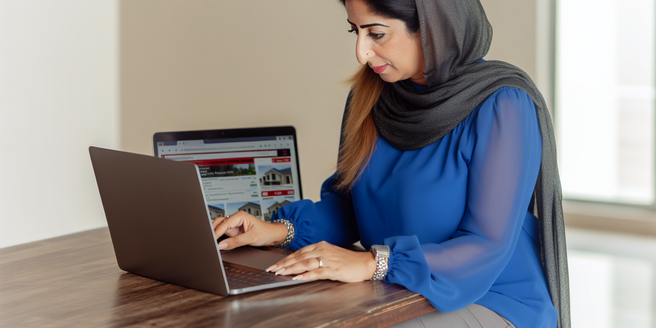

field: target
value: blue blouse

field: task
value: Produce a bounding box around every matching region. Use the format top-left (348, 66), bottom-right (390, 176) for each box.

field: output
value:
top-left (271, 86), bottom-right (558, 328)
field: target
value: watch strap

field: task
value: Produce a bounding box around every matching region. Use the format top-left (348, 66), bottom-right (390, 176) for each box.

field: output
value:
top-left (370, 245), bottom-right (390, 281)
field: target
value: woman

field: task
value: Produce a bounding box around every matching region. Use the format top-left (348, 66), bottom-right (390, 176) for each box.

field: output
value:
top-left (213, 0), bottom-right (570, 327)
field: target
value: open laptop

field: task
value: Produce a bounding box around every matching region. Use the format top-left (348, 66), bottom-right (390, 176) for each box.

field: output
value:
top-left (89, 126), bottom-right (306, 295)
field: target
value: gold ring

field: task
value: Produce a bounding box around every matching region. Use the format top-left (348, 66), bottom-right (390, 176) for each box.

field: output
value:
top-left (317, 257), bottom-right (323, 269)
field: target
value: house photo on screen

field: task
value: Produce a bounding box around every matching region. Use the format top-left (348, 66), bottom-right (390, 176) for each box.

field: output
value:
top-left (226, 201), bottom-right (263, 221)
top-left (258, 165), bottom-right (293, 187)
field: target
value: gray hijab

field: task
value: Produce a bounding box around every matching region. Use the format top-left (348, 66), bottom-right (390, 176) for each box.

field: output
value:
top-left (369, 0), bottom-right (571, 327)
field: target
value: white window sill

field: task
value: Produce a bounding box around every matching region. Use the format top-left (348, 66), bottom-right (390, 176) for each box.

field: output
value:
top-left (564, 200), bottom-right (656, 237)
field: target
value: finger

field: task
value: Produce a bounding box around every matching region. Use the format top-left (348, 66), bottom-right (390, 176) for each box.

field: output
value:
top-left (266, 239), bottom-right (332, 272)
top-left (212, 216), bottom-right (228, 230)
top-left (266, 242), bottom-right (326, 272)
top-left (293, 268), bottom-right (326, 281)
top-left (224, 228), bottom-right (242, 238)
top-left (266, 244), bottom-right (315, 272)
top-left (269, 251), bottom-right (309, 273)
top-left (284, 243), bottom-right (321, 261)
top-left (217, 234), bottom-right (246, 251)
top-left (212, 216), bottom-right (231, 239)
top-left (213, 214), bottom-right (246, 239)
top-left (276, 256), bottom-right (323, 276)
top-left (272, 249), bottom-right (324, 274)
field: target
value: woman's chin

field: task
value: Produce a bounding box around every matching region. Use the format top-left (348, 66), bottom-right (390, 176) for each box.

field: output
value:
top-left (378, 74), bottom-right (401, 84)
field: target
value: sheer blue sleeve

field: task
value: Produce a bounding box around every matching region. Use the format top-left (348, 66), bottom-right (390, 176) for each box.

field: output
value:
top-left (383, 87), bottom-right (543, 312)
top-left (272, 174), bottom-right (360, 250)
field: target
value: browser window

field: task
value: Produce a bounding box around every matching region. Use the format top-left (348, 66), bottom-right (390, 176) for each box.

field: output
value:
top-left (156, 136), bottom-right (300, 222)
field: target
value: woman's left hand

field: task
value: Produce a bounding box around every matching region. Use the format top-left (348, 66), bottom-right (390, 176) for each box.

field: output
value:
top-left (265, 241), bottom-right (378, 282)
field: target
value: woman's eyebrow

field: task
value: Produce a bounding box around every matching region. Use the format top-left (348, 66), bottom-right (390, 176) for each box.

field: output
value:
top-left (347, 19), bottom-right (390, 29)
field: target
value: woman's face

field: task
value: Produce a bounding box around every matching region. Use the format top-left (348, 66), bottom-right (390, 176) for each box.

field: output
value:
top-left (345, 0), bottom-right (427, 85)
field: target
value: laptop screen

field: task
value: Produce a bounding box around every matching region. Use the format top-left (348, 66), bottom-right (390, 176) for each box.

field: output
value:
top-left (153, 127), bottom-right (302, 223)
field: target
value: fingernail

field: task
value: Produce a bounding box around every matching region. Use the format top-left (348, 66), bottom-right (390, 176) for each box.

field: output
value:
top-left (292, 275), bottom-right (303, 281)
top-left (218, 243), bottom-right (228, 250)
top-left (275, 268), bottom-right (286, 275)
top-left (265, 265), bottom-right (277, 272)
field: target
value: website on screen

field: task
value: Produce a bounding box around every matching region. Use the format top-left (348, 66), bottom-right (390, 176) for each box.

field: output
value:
top-left (157, 136), bottom-right (300, 222)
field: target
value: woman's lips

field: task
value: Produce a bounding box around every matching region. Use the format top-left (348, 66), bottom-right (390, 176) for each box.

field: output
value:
top-left (371, 64), bottom-right (388, 74)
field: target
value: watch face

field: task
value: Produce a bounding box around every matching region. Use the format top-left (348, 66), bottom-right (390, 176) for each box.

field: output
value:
top-left (372, 245), bottom-right (390, 257)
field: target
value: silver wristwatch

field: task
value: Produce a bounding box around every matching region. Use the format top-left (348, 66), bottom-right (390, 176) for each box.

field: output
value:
top-left (369, 245), bottom-right (390, 281)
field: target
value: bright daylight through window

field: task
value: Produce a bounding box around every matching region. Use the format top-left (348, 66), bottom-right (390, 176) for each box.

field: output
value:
top-left (557, 0), bottom-right (655, 205)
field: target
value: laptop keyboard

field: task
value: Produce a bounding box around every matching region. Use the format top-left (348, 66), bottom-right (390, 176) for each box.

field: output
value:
top-left (224, 266), bottom-right (286, 290)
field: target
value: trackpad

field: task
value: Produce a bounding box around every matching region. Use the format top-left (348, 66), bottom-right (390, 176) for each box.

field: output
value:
top-left (220, 246), bottom-right (288, 271)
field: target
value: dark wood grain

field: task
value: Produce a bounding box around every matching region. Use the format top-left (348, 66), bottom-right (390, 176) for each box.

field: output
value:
top-left (0, 228), bottom-right (434, 328)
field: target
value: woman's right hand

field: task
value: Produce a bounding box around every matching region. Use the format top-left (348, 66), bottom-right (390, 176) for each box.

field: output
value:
top-left (212, 211), bottom-right (289, 250)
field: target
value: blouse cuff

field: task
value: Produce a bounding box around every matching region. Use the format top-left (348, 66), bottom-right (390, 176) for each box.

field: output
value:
top-left (382, 235), bottom-right (432, 290)
top-left (271, 199), bottom-right (319, 250)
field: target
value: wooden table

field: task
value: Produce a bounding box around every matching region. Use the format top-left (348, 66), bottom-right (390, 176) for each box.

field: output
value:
top-left (0, 228), bottom-right (434, 327)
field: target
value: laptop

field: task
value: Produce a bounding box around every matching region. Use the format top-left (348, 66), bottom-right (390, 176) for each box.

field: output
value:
top-left (90, 126), bottom-right (306, 296)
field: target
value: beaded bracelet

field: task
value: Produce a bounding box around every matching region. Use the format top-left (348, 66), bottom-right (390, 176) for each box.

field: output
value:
top-left (272, 219), bottom-right (295, 248)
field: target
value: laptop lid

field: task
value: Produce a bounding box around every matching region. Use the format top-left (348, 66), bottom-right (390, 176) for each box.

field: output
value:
top-left (152, 126), bottom-right (302, 223)
top-left (90, 146), bottom-right (304, 296)
top-left (89, 146), bottom-right (230, 295)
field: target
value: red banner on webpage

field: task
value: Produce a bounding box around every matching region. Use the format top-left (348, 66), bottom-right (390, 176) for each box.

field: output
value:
top-left (261, 190), bottom-right (295, 197)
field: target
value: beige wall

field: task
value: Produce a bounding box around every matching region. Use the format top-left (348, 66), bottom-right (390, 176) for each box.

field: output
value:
top-left (481, 0), bottom-right (537, 78)
top-left (0, 0), bottom-right (117, 248)
top-left (121, 1), bottom-right (359, 201)
top-left (481, 0), bottom-right (555, 111)
top-left (120, 0), bottom-right (546, 202)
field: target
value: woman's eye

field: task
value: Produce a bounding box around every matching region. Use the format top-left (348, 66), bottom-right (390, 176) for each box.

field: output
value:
top-left (347, 28), bottom-right (358, 35)
top-left (369, 33), bottom-right (384, 40)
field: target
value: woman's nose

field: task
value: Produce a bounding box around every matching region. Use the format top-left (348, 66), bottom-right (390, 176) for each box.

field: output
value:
top-left (355, 37), bottom-right (372, 65)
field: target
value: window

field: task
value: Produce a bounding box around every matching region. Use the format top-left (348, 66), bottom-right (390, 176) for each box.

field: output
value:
top-left (556, 0), bottom-right (655, 205)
